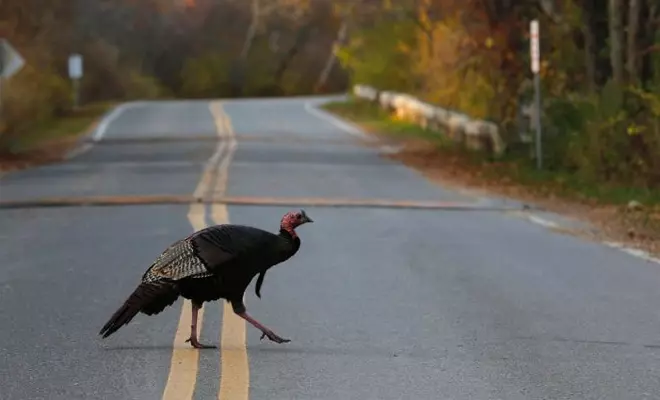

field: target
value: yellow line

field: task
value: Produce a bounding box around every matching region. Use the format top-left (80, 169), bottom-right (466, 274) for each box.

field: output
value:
top-left (161, 102), bottom-right (228, 400)
top-left (210, 102), bottom-right (250, 400)
top-left (161, 204), bottom-right (207, 400)
top-left (209, 106), bottom-right (237, 200)
top-left (193, 138), bottom-right (227, 201)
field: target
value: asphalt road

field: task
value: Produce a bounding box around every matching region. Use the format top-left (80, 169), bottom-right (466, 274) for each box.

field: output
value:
top-left (1, 96), bottom-right (660, 399)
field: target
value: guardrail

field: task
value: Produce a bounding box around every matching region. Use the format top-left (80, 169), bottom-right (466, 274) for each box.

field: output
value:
top-left (352, 84), bottom-right (506, 156)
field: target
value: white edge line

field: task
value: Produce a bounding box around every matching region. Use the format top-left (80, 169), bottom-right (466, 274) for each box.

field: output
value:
top-left (64, 101), bottom-right (144, 161)
top-left (303, 101), bottom-right (372, 140)
top-left (92, 101), bottom-right (143, 141)
top-left (526, 213), bottom-right (660, 266)
top-left (604, 241), bottom-right (660, 265)
top-left (527, 214), bottom-right (560, 229)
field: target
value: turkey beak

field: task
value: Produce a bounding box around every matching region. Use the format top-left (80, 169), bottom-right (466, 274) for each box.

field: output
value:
top-left (300, 209), bottom-right (313, 224)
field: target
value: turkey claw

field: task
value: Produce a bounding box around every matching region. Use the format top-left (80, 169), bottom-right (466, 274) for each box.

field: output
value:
top-left (185, 337), bottom-right (217, 349)
top-left (260, 330), bottom-right (291, 344)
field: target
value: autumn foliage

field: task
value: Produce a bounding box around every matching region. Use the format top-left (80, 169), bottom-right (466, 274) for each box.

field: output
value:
top-left (1, 0), bottom-right (660, 194)
top-left (336, 0), bottom-right (660, 191)
top-left (0, 0), bottom-right (348, 151)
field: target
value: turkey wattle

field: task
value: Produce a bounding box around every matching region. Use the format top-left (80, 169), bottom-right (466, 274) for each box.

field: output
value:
top-left (99, 209), bottom-right (313, 348)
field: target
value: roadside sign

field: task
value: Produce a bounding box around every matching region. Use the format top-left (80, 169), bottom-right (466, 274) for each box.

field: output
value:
top-left (529, 19), bottom-right (543, 169)
top-left (0, 39), bottom-right (25, 78)
top-left (530, 20), bottom-right (540, 74)
top-left (68, 54), bottom-right (83, 79)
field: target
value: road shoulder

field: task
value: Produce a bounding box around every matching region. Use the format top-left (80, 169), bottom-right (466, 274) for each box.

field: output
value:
top-left (0, 102), bottom-right (133, 176)
top-left (318, 98), bottom-right (660, 263)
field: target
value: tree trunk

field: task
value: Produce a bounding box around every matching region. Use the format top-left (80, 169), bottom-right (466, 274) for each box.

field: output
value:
top-left (418, 0), bottom-right (434, 57)
top-left (538, 0), bottom-right (563, 24)
top-left (608, 0), bottom-right (625, 85)
top-left (231, 0), bottom-right (260, 97)
top-left (581, 0), bottom-right (597, 92)
top-left (626, 0), bottom-right (641, 84)
top-left (240, 0), bottom-right (260, 60)
top-left (274, 23), bottom-right (314, 86)
top-left (314, 19), bottom-right (348, 93)
top-left (639, 1), bottom-right (658, 84)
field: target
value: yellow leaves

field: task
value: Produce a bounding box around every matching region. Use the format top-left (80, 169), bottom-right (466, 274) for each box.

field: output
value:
top-left (627, 124), bottom-right (646, 136)
top-left (629, 86), bottom-right (660, 116)
top-left (405, 13), bottom-right (522, 122)
top-left (539, 60), bottom-right (552, 78)
top-left (349, 36), bottom-right (365, 49)
top-left (417, 2), bottom-right (432, 27)
top-left (397, 41), bottom-right (414, 55)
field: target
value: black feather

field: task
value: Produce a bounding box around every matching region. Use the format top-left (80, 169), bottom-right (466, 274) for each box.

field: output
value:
top-left (99, 218), bottom-right (305, 340)
top-left (99, 281), bottom-right (179, 339)
top-left (255, 271), bottom-right (266, 298)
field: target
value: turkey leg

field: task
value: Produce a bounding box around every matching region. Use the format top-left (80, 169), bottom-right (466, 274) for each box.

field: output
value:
top-left (238, 311), bottom-right (291, 344)
top-left (231, 298), bottom-right (290, 344)
top-left (185, 302), bottom-right (217, 349)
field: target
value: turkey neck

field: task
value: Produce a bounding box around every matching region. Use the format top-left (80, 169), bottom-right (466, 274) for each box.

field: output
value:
top-left (278, 228), bottom-right (301, 261)
top-left (255, 228), bottom-right (299, 275)
top-left (279, 227), bottom-right (300, 244)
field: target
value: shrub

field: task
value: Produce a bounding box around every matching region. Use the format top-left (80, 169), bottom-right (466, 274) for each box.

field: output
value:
top-left (180, 53), bottom-right (233, 98)
top-left (120, 69), bottom-right (171, 100)
top-left (0, 65), bottom-right (70, 153)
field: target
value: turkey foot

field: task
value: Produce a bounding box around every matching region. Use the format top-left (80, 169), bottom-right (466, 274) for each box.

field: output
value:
top-left (259, 330), bottom-right (291, 344)
top-left (185, 302), bottom-right (216, 349)
top-left (237, 311), bottom-right (291, 344)
top-left (185, 336), bottom-right (217, 349)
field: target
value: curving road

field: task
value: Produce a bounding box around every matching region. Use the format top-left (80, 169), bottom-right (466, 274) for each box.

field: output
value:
top-left (1, 96), bottom-right (660, 399)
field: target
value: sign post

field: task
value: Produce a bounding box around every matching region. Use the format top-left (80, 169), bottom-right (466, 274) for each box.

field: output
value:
top-left (68, 54), bottom-right (83, 110)
top-left (0, 39), bottom-right (26, 130)
top-left (530, 20), bottom-right (542, 169)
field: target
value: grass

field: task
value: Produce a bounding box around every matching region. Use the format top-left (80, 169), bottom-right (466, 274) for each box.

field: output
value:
top-left (323, 99), bottom-right (453, 146)
top-left (1, 101), bottom-right (116, 155)
top-left (322, 98), bottom-right (660, 208)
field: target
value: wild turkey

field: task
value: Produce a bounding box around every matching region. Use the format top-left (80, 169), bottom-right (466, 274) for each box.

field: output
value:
top-left (98, 209), bottom-right (313, 348)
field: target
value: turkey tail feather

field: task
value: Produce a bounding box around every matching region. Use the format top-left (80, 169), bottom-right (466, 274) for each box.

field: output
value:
top-left (99, 281), bottom-right (179, 339)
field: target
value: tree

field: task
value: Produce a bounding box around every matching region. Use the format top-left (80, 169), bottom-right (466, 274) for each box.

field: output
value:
top-left (608, 0), bottom-right (624, 85)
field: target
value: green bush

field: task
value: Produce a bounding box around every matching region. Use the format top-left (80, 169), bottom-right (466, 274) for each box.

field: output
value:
top-left (336, 18), bottom-right (418, 91)
top-left (540, 80), bottom-right (660, 188)
top-left (121, 69), bottom-right (171, 100)
top-left (0, 65), bottom-right (70, 153)
top-left (180, 53), bottom-right (233, 98)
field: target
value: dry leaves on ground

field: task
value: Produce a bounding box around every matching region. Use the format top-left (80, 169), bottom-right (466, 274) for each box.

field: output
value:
top-left (0, 137), bottom-right (81, 173)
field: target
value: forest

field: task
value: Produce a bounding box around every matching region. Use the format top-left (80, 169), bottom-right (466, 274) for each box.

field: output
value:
top-left (336, 0), bottom-right (660, 192)
top-left (0, 0), bottom-right (348, 151)
top-left (1, 0), bottom-right (659, 192)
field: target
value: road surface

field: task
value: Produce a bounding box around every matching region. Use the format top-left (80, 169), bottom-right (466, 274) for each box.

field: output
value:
top-left (1, 96), bottom-right (660, 400)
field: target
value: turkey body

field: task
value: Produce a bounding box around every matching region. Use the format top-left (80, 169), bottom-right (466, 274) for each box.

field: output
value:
top-left (171, 223), bottom-right (300, 307)
top-left (99, 209), bottom-right (312, 348)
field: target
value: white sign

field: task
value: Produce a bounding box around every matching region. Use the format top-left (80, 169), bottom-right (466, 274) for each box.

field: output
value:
top-left (530, 20), bottom-right (540, 73)
top-left (0, 39), bottom-right (25, 78)
top-left (68, 54), bottom-right (83, 79)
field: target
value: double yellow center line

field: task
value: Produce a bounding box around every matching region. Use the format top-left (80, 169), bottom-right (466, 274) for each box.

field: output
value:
top-left (162, 102), bottom-right (249, 400)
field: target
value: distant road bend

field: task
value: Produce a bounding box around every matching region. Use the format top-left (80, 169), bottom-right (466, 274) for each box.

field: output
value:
top-left (1, 96), bottom-right (660, 400)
